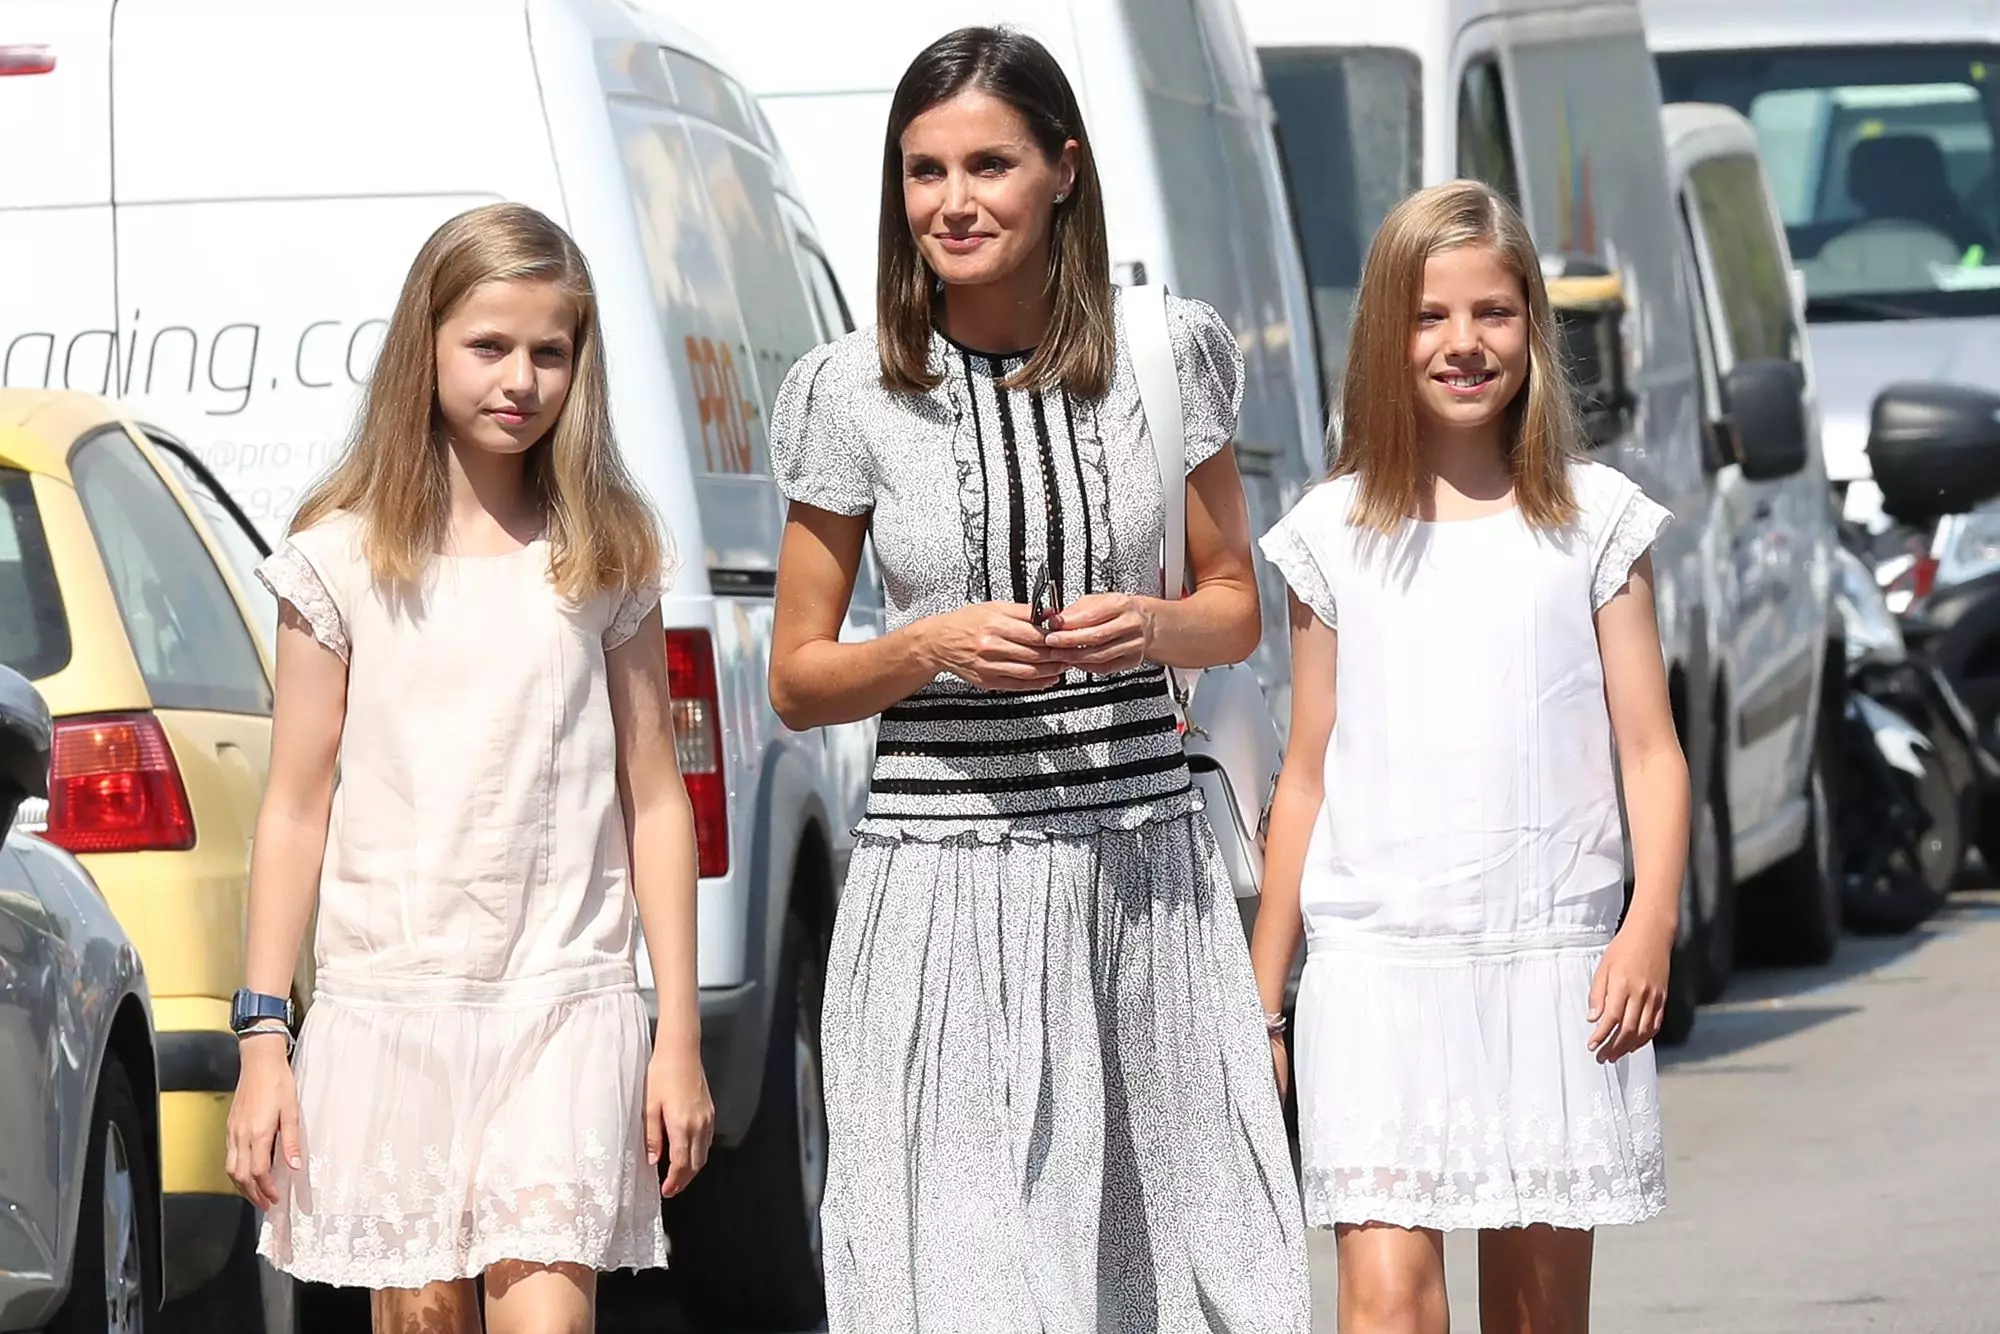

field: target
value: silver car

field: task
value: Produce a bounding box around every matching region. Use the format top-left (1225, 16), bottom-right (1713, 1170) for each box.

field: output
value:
top-left (0, 665), bottom-right (160, 1334)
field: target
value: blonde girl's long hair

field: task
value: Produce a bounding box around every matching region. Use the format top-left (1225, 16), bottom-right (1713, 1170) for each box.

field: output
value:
top-left (1331, 179), bottom-right (1584, 533)
top-left (292, 202), bottom-right (666, 602)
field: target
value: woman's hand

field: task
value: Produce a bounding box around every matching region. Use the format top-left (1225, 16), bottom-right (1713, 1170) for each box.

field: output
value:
top-left (225, 1034), bottom-right (302, 1210)
top-left (645, 1042), bottom-right (715, 1198)
top-left (1043, 593), bottom-right (1155, 675)
top-left (1587, 919), bottom-right (1674, 1063)
top-left (922, 602), bottom-right (1063, 691)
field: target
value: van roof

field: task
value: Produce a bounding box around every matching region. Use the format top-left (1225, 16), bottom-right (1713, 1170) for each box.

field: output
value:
top-left (1239, 0), bottom-right (1635, 49)
top-left (1659, 101), bottom-right (1759, 174)
top-left (1642, 0), bottom-right (2000, 53)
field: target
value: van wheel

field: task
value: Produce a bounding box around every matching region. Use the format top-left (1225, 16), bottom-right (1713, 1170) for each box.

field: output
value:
top-left (1695, 751), bottom-right (1736, 1003)
top-left (163, 1201), bottom-right (295, 1334)
top-left (1741, 748), bottom-right (1842, 967)
top-left (49, 1060), bottom-right (158, 1334)
top-left (671, 909), bottom-right (829, 1331)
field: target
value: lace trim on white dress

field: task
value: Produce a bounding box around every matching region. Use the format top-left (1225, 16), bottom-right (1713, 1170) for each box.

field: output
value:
top-left (1591, 490), bottom-right (1673, 610)
top-left (602, 544), bottom-right (680, 651)
top-left (255, 543), bottom-right (349, 662)
top-left (1258, 523), bottom-right (1336, 628)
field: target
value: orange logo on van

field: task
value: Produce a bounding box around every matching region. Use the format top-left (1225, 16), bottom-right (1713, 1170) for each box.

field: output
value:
top-left (684, 334), bottom-right (758, 474)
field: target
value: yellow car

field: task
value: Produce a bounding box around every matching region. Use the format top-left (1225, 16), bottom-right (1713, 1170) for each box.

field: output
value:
top-left (1, 388), bottom-right (304, 1331)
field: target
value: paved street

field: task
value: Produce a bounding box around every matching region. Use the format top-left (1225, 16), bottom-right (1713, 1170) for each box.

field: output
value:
top-left (296, 886), bottom-right (2000, 1334)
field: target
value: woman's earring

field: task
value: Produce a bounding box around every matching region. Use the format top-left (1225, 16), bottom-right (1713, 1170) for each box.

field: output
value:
top-left (1054, 191), bottom-right (1068, 204)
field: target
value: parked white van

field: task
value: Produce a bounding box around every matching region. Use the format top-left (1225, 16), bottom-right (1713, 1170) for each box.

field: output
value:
top-left (1236, 0), bottom-right (1843, 1032)
top-left (0, 0), bottom-right (863, 1324)
top-left (1646, 0), bottom-right (2000, 529)
top-left (667, 0), bottom-right (1328, 707)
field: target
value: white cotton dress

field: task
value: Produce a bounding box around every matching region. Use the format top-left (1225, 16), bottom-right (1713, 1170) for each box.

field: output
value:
top-left (251, 511), bottom-right (674, 1288)
top-left (1259, 460), bottom-right (1671, 1232)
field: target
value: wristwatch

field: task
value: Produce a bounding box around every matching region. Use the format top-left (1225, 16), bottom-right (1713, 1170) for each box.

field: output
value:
top-left (230, 988), bottom-right (295, 1035)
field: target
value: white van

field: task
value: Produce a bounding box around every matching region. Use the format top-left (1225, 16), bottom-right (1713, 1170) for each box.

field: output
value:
top-left (666, 0), bottom-right (1328, 707)
top-left (1645, 0), bottom-right (2000, 531)
top-left (0, 0), bottom-right (863, 1323)
top-left (1236, 0), bottom-right (1843, 1028)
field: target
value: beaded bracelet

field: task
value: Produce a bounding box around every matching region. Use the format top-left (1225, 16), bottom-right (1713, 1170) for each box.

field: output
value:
top-left (1264, 1011), bottom-right (1288, 1037)
top-left (238, 1021), bottom-right (296, 1059)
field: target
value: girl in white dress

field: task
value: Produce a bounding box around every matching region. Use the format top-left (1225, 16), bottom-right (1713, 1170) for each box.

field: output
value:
top-left (1252, 180), bottom-right (1685, 1333)
top-left (223, 203), bottom-right (712, 1334)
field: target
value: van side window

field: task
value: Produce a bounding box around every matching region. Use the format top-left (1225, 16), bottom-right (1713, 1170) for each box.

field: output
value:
top-left (1456, 59), bottom-right (1522, 209)
top-left (69, 428), bottom-right (272, 715)
top-left (798, 243), bottom-right (855, 339)
top-left (1687, 154), bottom-right (1802, 367)
top-left (0, 469), bottom-right (70, 680)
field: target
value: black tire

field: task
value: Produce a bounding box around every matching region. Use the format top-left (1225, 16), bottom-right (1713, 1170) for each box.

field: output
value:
top-left (1694, 749), bottom-right (1736, 1004)
top-left (1741, 748), bottom-right (1842, 967)
top-left (669, 909), bottom-right (829, 1331)
top-left (1842, 749), bottom-right (1952, 935)
top-left (49, 1059), bottom-right (159, 1334)
top-left (163, 1200), bottom-right (294, 1334)
top-left (1917, 719), bottom-right (1976, 893)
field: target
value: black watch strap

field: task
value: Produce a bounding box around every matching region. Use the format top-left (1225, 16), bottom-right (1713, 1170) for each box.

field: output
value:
top-left (230, 989), bottom-right (294, 1034)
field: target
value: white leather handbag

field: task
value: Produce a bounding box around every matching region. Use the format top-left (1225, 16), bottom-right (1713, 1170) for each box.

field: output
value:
top-left (1123, 282), bottom-right (1285, 900)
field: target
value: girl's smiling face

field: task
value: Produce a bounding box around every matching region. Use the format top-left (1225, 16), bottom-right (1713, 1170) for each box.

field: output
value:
top-left (434, 278), bottom-right (577, 455)
top-left (1409, 244), bottom-right (1531, 437)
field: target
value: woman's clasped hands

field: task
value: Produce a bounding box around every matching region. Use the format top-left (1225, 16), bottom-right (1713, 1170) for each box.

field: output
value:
top-left (924, 592), bottom-right (1156, 691)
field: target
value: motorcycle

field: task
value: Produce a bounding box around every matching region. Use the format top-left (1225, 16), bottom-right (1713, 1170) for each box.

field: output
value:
top-left (1832, 545), bottom-right (1959, 934)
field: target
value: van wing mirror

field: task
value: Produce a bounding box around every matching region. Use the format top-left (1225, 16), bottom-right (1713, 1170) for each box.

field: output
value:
top-left (1867, 380), bottom-right (2000, 525)
top-left (1545, 262), bottom-right (1632, 450)
top-left (0, 666), bottom-right (53, 837)
top-left (1722, 359), bottom-right (1809, 482)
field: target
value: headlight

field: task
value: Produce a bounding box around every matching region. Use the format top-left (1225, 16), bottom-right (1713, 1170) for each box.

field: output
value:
top-left (1835, 548), bottom-right (1906, 668)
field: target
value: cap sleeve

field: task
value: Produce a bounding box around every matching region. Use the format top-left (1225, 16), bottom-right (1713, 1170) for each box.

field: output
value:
top-left (1165, 294), bottom-right (1244, 472)
top-left (603, 538), bottom-right (680, 652)
top-left (1258, 487), bottom-right (1340, 629)
top-left (769, 339), bottom-right (875, 516)
top-left (1591, 474), bottom-right (1672, 611)
top-left (254, 520), bottom-right (352, 662)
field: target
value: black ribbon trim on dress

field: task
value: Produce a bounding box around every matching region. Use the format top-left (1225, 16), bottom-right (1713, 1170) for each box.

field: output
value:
top-left (882, 668), bottom-right (1167, 722)
top-left (1060, 393), bottom-right (1095, 597)
top-left (864, 779), bottom-right (1196, 823)
top-left (963, 349), bottom-right (995, 603)
top-left (875, 713), bottom-right (1176, 759)
top-left (869, 751), bottom-right (1190, 797)
top-left (1029, 388), bottom-right (1066, 606)
top-left (991, 355), bottom-right (1030, 606)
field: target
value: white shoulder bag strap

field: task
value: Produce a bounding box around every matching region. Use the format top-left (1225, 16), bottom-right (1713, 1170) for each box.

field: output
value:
top-left (1124, 281), bottom-right (1187, 606)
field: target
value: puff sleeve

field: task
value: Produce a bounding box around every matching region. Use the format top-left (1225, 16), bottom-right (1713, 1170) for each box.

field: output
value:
top-left (255, 519), bottom-right (353, 662)
top-left (1258, 486), bottom-right (1340, 630)
top-left (603, 532), bottom-right (682, 651)
top-left (1590, 473), bottom-right (1673, 611)
top-left (1164, 294), bottom-right (1246, 473)
top-left (769, 340), bottom-right (876, 517)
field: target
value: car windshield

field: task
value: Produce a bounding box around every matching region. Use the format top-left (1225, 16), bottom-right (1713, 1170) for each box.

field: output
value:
top-left (1260, 46), bottom-right (1423, 393)
top-left (1657, 44), bottom-right (2000, 322)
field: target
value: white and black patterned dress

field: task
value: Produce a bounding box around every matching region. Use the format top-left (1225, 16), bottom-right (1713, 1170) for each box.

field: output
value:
top-left (771, 288), bottom-right (1311, 1333)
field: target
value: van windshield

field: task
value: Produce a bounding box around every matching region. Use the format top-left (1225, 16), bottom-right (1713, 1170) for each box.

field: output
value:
top-left (1657, 45), bottom-right (2000, 322)
top-left (1260, 46), bottom-right (1422, 389)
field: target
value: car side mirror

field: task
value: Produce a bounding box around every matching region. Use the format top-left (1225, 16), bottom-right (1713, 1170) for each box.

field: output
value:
top-left (1867, 380), bottom-right (2000, 525)
top-left (1722, 359), bottom-right (1809, 482)
top-left (0, 666), bottom-right (53, 837)
top-left (1545, 260), bottom-right (1633, 450)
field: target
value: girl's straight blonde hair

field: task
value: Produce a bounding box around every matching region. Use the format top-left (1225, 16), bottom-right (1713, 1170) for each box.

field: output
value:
top-left (293, 202), bottom-right (665, 602)
top-left (1332, 179), bottom-right (1585, 533)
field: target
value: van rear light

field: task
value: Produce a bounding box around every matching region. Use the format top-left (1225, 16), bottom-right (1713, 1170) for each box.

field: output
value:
top-left (0, 46), bottom-right (55, 76)
top-left (45, 714), bottom-right (195, 854)
top-left (665, 629), bottom-right (728, 879)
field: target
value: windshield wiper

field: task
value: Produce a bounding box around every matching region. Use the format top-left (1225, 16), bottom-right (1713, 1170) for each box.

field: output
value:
top-left (1805, 294), bottom-right (1937, 322)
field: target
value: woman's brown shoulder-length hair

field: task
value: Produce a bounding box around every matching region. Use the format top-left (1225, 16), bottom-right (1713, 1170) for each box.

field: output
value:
top-left (290, 202), bottom-right (666, 602)
top-left (1331, 179), bottom-right (1585, 533)
top-left (875, 26), bottom-right (1115, 400)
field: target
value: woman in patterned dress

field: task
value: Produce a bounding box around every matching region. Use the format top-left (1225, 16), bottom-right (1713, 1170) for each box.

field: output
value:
top-left (766, 25), bottom-right (1310, 1334)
